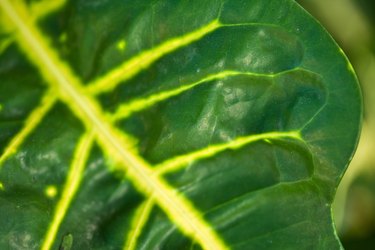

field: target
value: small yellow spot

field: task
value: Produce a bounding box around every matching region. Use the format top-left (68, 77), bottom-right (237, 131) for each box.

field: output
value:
top-left (0, 103), bottom-right (3, 112)
top-left (59, 32), bottom-right (67, 43)
top-left (116, 40), bottom-right (126, 52)
top-left (0, 182), bottom-right (4, 191)
top-left (45, 185), bottom-right (58, 198)
top-left (264, 139), bottom-right (272, 144)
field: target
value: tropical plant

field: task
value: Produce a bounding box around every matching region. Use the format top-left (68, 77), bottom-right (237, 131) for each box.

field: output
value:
top-left (0, 0), bottom-right (362, 249)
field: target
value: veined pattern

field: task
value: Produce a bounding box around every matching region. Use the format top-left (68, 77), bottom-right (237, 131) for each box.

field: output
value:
top-left (0, 0), bottom-right (361, 249)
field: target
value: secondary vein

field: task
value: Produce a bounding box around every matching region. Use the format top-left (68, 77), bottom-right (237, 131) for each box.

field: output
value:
top-left (0, 90), bottom-right (56, 167)
top-left (124, 198), bottom-right (155, 250)
top-left (41, 131), bottom-right (94, 250)
top-left (155, 131), bottom-right (302, 175)
top-left (86, 20), bottom-right (221, 95)
top-left (111, 68), bottom-right (305, 121)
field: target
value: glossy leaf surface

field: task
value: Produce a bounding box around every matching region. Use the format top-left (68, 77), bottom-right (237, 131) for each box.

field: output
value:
top-left (0, 0), bottom-right (361, 249)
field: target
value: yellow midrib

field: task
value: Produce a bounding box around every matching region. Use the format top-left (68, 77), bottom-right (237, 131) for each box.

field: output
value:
top-left (0, 1), bottom-right (228, 249)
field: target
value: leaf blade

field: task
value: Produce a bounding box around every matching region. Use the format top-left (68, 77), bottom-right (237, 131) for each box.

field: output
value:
top-left (0, 0), bottom-right (362, 249)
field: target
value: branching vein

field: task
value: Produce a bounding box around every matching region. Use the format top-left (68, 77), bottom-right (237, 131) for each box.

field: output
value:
top-left (112, 71), bottom-right (241, 120)
top-left (155, 131), bottom-right (302, 175)
top-left (1, 2), bottom-right (228, 249)
top-left (86, 20), bottom-right (221, 95)
top-left (111, 68), bottom-right (304, 121)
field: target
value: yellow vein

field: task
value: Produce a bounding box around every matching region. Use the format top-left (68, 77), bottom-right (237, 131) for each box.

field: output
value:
top-left (86, 20), bottom-right (221, 95)
top-left (41, 131), bottom-right (94, 250)
top-left (0, 37), bottom-right (13, 54)
top-left (111, 68), bottom-right (302, 121)
top-left (112, 71), bottom-right (240, 120)
top-left (0, 91), bottom-right (57, 167)
top-left (0, 0), bottom-right (67, 54)
top-left (1, 2), bottom-right (228, 249)
top-left (124, 198), bottom-right (155, 250)
top-left (154, 131), bottom-right (302, 175)
top-left (30, 0), bottom-right (67, 19)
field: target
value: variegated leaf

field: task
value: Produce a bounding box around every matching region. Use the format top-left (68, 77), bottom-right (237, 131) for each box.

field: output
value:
top-left (0, 0), bottom-right (361, 249)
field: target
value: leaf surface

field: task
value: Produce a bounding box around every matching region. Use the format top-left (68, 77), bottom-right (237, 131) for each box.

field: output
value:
top-left (0, 0), bottom-right (362, 249)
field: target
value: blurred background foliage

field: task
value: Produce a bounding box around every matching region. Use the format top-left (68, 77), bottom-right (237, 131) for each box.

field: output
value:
top-left (297, 0), bottom-right (375, 249)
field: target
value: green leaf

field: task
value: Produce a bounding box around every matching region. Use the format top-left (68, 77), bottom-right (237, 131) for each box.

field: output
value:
top-left (0, 0), bottom-right (362, 249)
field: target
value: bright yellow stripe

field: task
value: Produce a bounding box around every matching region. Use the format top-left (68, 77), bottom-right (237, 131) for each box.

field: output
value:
top-left (2, 2), bottom-right (228, 249)
top-left (111, 68), bottom-right (303, 121)
top-left (0, 91), bottom-right (56, 167)
top-left (0, 0), bottom-right (66, 54)
top-left (99, 135), bottom-right (229, 250)
top-left (86, 20), bottom-right (221, 95)
top-left (124, 198), bottom-right (155, 250)
top-left (0, 37), bottom-right (13, 54)
top-left (155, 131), bottom-right (302, 175)
top-left (41, 131), bottom-right (94, 250)
top-left (30, 0), bottom-right (67, 19)
top-left (112, 71), bottom-right (241, 120)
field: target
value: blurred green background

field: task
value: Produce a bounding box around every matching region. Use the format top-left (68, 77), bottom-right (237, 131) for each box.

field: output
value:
top-left (297, 0), bottom-right (375, 249)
